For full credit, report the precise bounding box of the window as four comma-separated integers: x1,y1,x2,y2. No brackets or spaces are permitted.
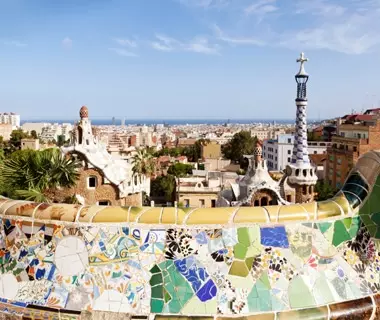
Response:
288,139,291,143
287,157,291,162
184,199,190,207
286,195,292,202
337,158,342,164
88,176,97,188
314,151,317,154
98,200,110,206
357,133,361,139
288,150,291,155
353,146,357,152
211,199,216,208
199,199,205,208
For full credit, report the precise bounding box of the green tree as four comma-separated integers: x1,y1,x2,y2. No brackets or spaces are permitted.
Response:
132,149,157,178
183,138,210,162
167,163,193,203
150,175,176,202
9,129,29,150
314,181,337,201
222,131,257,163
30,130,38,139
0,148,80,202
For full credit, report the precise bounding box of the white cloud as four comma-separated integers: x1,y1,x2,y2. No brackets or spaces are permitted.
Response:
213,24,265,46
204,0,380,54
62,37,72,49
3,40,27,47
245,0,278,15
108,48,138,57
151,34,220,54
281,0,380,54
113,38,138,48
177,0,229,8
295,0,346,17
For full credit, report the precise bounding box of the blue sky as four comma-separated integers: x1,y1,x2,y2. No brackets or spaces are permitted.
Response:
1,0,380,120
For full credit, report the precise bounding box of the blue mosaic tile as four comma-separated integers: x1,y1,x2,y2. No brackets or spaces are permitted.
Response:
260,226,289,248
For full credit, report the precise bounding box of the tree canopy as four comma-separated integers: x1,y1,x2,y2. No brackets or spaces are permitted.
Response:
167,163,193,177
0,148,80,202
222,130,257,163
314,181,337,201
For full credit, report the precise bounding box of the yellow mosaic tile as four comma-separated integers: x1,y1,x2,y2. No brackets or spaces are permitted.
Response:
34,203,81,221
186,207,235,225
176,208,190,224
277,204,311,222
1,200,25,215
233,207,268,223
2,201,39,217
217,315,275,320
91,206,130,222
262,205,279,222
77,205,103,222
332,192,351,215
138,207,162,223
160,207,176,224
317,200,342,220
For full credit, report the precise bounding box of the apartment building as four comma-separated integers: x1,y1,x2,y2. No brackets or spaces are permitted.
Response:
251,128,286,141
263,134,330,171
0,113,20,128
0,124,13,140
326,116,380,189
201,140,221,159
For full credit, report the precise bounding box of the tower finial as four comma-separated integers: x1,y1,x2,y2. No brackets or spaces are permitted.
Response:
296,52,308,76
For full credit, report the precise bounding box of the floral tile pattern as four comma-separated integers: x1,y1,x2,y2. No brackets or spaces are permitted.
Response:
2,169,380,318
0,212,379,317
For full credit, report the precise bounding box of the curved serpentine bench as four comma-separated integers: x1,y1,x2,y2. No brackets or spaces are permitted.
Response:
1,151,380,319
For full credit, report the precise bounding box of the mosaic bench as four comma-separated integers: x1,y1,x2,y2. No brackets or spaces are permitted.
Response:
1,151,380,319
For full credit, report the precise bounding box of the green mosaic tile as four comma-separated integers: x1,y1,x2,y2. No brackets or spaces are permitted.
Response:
247,272,271,312
348,216,360,238
342,217,352,230
150,265,161,274
229,260,250,277
317,222,332,234
371,212,380,225
245,256,255,270
237,226,260,247
152,285,164,299
288,276,316,309
234,243,248,259
237,227,251,246
151,298,164,313
151,273,163,286
164,288,171,303
332,220,351,247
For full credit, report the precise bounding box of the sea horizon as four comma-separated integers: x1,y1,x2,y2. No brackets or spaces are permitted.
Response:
21,118,321,126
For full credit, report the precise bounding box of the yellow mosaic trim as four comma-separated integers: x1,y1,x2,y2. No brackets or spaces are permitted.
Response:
0,192,353,226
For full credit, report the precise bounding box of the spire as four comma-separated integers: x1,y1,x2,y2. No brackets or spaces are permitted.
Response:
253,140,263,163
296,52,308,77
80,106,89,119
291,52,311,166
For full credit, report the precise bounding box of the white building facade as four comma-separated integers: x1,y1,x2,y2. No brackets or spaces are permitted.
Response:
0,113,20,129
263,133,331,171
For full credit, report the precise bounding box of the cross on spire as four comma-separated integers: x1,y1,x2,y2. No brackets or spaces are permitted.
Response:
296,52,308,76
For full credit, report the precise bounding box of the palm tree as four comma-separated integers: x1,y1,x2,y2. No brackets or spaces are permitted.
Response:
0,148,80,202
131,149,157,178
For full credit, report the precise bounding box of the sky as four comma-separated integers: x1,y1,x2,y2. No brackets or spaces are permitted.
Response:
1,0,380,121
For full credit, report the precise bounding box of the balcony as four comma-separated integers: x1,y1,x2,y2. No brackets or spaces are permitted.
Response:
178,186,221,193
332,135,368,145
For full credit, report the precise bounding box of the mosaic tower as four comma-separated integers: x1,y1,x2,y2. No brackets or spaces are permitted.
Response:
286,52,317,203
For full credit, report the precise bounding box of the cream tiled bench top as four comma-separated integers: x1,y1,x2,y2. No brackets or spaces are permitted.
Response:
1,150,379,227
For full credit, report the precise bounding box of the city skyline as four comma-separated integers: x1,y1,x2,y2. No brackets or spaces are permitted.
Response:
1,0,380,119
